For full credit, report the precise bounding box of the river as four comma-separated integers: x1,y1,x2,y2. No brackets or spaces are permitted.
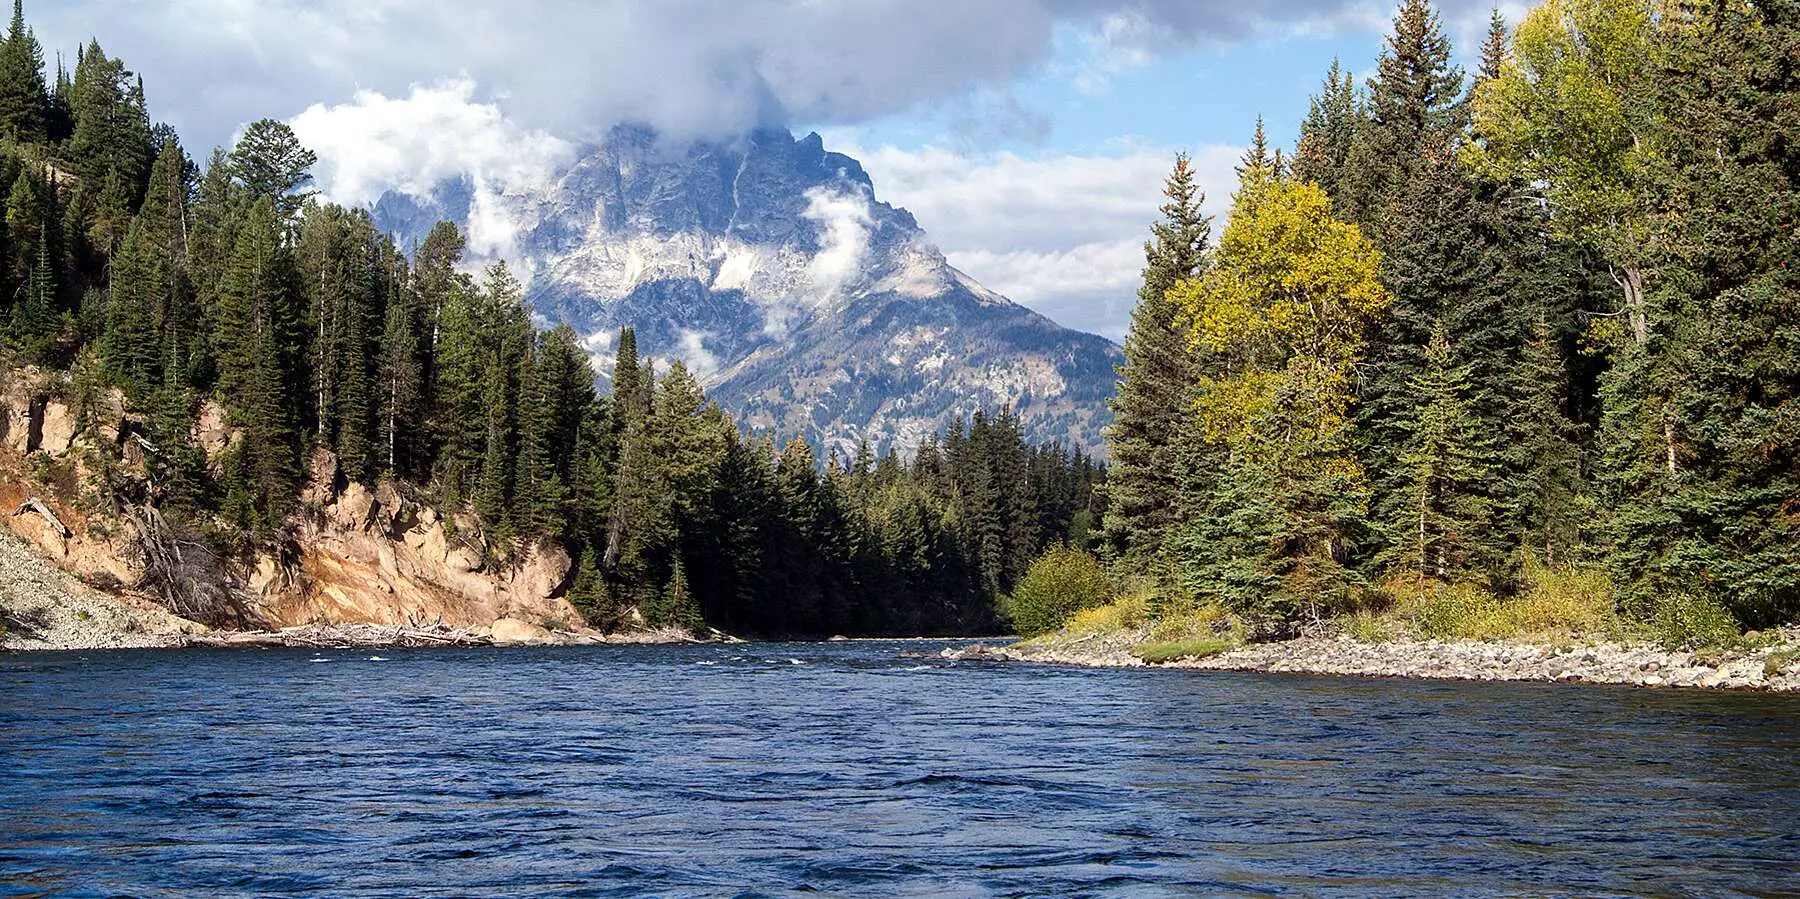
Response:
3,641,1798,896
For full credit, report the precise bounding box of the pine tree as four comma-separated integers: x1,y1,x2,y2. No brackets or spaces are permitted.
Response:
377,288,421,476
228,119,316,220
103,217,164,393
1378,328,1500,587
0,0,47,143
1293,58,1364,204
1342,0,1466,230
1509,312,1585,566
1101,153,1212,568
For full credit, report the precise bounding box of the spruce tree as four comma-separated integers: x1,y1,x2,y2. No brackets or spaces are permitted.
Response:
1293,58,1364,204
0,0,46,143
1102,154,1213,568
1378,328,1500,587
1341,0,1466,231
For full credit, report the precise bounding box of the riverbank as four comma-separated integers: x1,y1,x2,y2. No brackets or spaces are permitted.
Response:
0,529,711,652
954,625,1800,691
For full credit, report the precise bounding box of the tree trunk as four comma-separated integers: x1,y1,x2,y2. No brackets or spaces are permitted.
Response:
1615,264,1648,345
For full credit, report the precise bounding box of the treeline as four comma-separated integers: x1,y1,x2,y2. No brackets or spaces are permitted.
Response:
1103,0,1799,633
0,1,1104,636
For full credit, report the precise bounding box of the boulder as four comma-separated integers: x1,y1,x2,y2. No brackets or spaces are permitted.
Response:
38,399,74,455
491,617,554,646
191,399,238,460
303,447,341,506
330,482,376,532
512,540,573,600
372,481,411,535
445,543,484,574
2,378,36,454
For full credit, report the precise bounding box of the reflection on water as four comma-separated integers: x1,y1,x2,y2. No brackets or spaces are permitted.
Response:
3,643,1798,896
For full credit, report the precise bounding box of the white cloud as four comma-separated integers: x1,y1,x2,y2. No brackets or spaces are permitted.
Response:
833,139,1241,338
675,330,723,382
38,0,1508,153
288,78,572,207
801,186,875,302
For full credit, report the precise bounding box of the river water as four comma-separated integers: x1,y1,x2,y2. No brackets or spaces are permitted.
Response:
3,641,1798,896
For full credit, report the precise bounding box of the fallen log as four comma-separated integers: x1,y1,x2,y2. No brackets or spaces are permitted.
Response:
14,496,71,537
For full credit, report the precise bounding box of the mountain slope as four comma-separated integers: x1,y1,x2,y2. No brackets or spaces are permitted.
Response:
373,126,1120,455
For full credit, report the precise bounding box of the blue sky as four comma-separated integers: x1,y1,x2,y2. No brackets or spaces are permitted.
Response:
39,0,1504,340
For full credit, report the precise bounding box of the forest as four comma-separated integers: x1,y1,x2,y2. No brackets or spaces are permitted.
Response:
0,0,1104,637
1098,0,1800,643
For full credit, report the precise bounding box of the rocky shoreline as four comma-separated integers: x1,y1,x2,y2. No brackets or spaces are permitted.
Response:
949,629,1800,692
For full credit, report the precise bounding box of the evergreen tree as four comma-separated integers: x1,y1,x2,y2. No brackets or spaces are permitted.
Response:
1342,0,1466,230
1102,153,1213,568
377,284,421,476
1293,58,1364,204
1378,329,1500,587
0,0,47,143
228,119,316,220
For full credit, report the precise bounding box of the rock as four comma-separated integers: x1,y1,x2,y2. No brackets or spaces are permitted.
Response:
512,540,573,600
303,447,341,506
372,481,411,535
445,543,483,574
1642,675,1664,686
490,617,554,646
1,373,33,453
38,400,74,455
330,482,376,531
191,399,237,460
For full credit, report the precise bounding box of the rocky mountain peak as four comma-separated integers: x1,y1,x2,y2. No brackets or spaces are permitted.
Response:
373,126,1120,457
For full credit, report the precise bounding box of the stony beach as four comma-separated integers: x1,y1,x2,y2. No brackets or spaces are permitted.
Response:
953,627,1800,692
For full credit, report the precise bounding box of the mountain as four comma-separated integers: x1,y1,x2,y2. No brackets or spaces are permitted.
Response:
371,126,1121,456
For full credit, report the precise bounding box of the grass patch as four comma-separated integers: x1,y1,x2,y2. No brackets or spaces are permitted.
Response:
1763,648,1800,679
1133,639,1234,664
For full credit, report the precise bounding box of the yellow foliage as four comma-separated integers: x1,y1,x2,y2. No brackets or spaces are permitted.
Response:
1065,592,1150,636
1150,600,1232,644
1383,560,1617,641
1171,174,1389,452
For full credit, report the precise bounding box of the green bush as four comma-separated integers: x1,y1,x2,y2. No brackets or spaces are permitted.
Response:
1005,545,1111,635
1409,583,1503,640
1134,639,1233,664
1652,594,1741,649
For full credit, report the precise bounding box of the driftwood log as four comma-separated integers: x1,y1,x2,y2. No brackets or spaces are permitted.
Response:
185,623,495,649
14,496,70,537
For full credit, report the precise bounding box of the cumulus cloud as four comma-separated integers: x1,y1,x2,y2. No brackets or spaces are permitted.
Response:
289,79,572,208
35,0,1509,152
675,330,723,382
830,140,1241,338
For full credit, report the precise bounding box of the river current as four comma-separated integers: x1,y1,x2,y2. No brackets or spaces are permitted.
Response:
3,641,1798,896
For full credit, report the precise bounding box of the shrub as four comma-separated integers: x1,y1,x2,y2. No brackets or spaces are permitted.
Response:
1476,560,1614,639
1134,639,1233,664
1005,545,1111,636
1652,594,1741,649
1336,609,1398,643
1065,591,1149,635
1405,582,1503,640
1763,648,1800,679
1150,600,1231,644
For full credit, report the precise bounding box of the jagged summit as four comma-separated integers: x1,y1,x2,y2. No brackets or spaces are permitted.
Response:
372,125,1120,456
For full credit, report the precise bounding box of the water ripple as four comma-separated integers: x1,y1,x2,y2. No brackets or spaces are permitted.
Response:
2,642,1798,896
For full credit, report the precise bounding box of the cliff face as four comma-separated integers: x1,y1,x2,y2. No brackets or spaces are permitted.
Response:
1,367,592,644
